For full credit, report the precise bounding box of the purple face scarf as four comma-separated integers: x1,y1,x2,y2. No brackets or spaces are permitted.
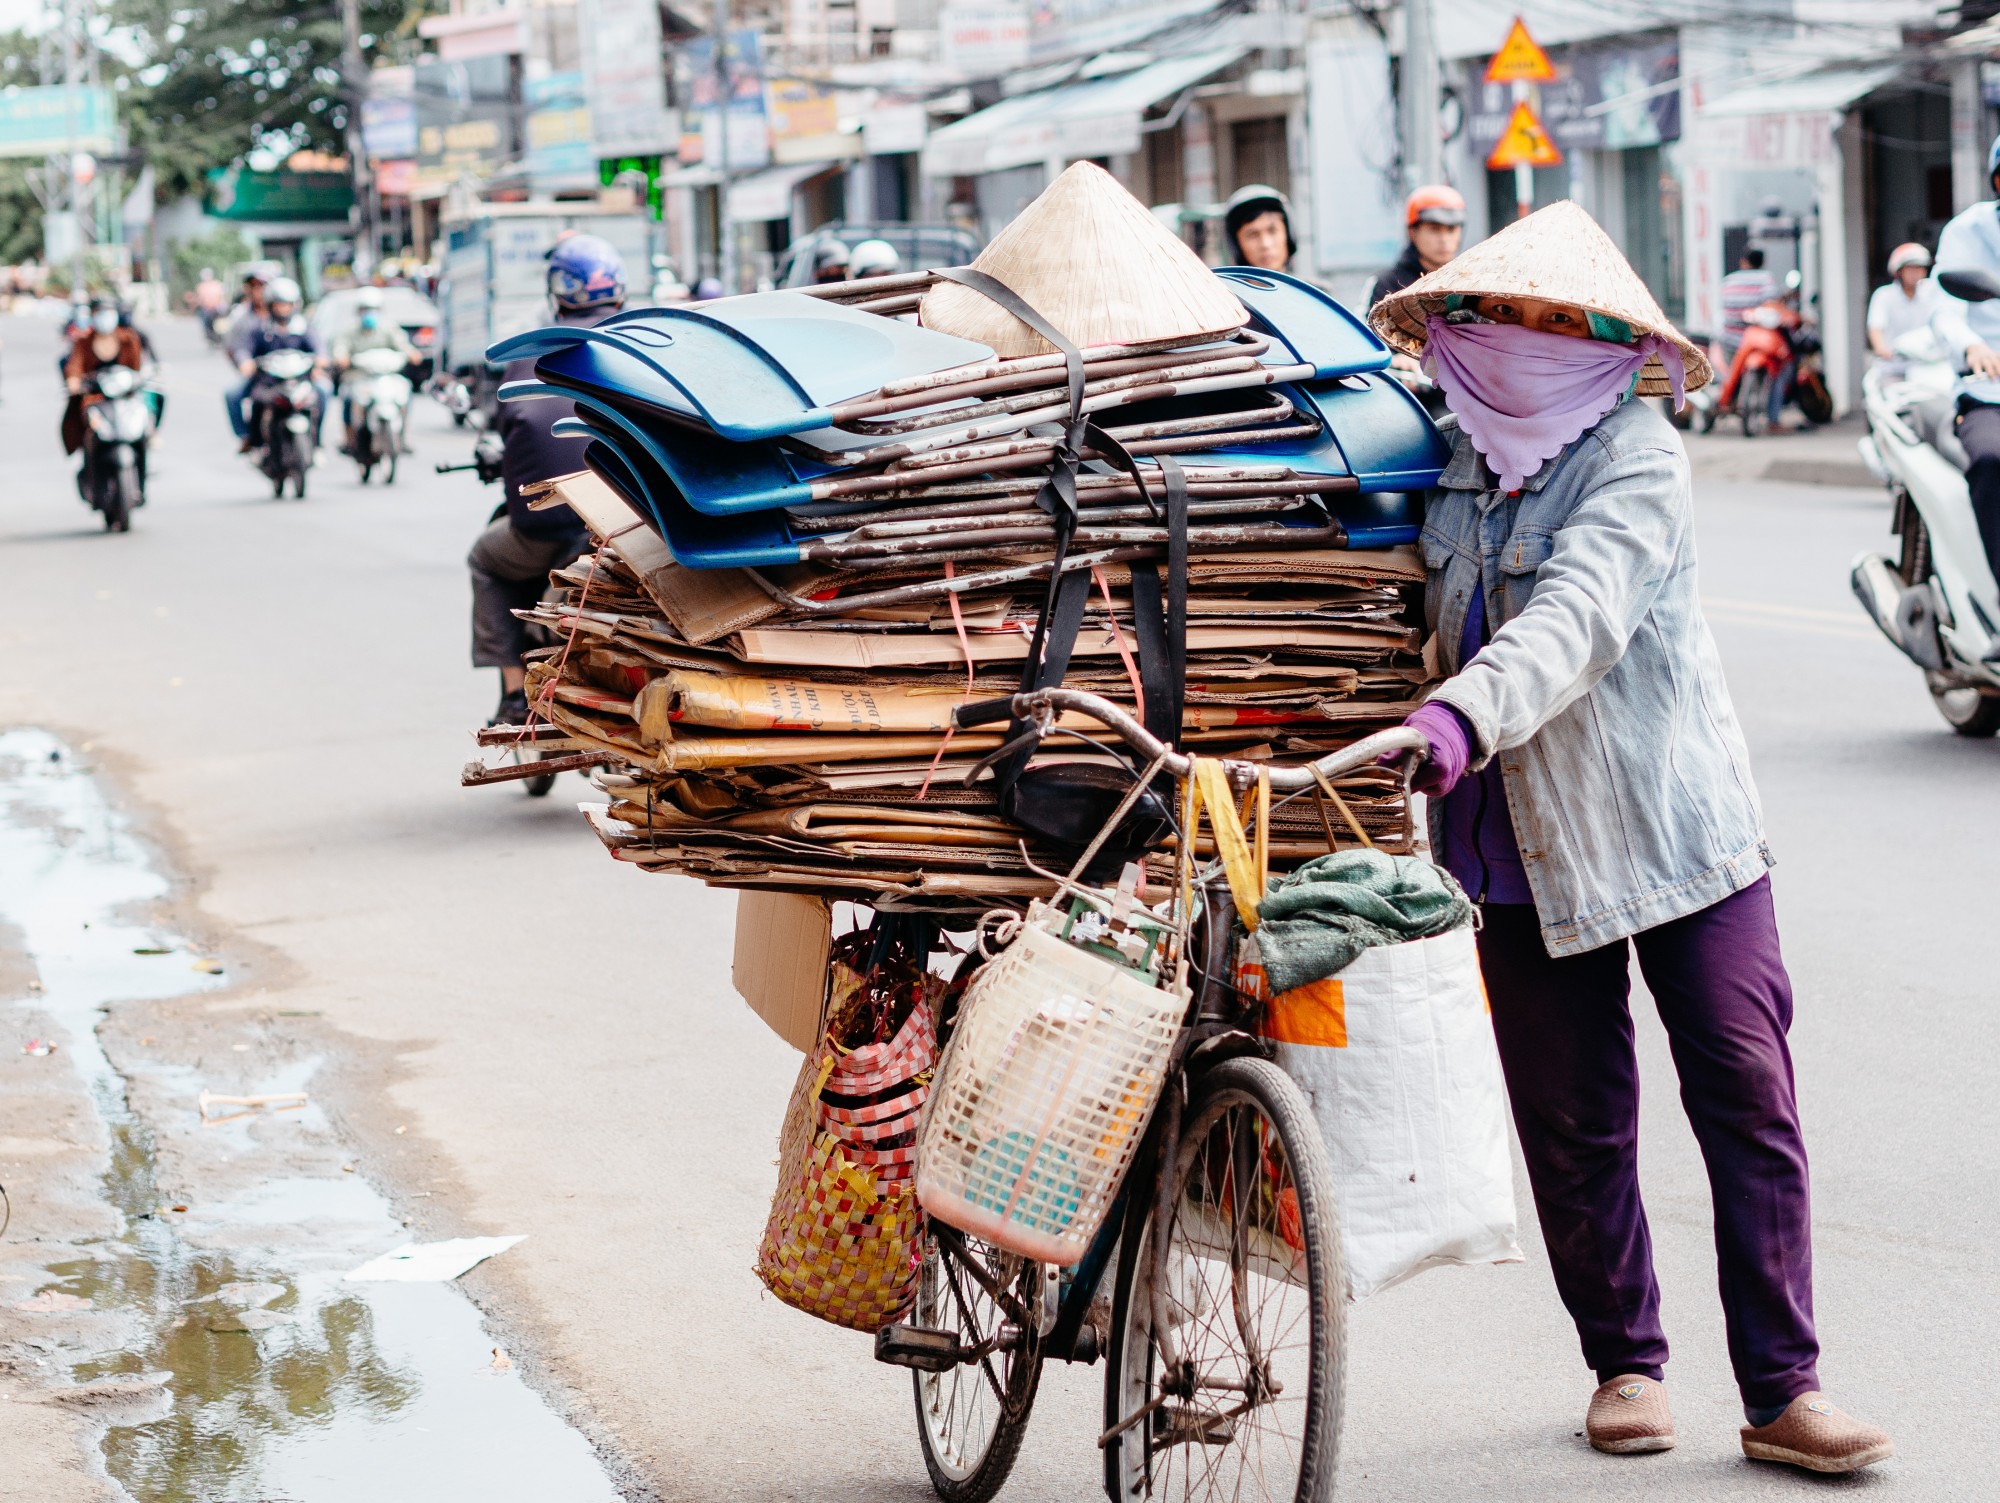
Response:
1423,316,1687,491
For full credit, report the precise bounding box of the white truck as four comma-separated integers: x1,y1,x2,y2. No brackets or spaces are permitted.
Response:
436,202,658,414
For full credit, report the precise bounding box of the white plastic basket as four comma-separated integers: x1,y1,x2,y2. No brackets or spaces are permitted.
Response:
916,918,1186,1265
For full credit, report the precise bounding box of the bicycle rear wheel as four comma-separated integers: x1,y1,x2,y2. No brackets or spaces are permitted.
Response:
912,1233,1043,1503
1104,1055,1345,1502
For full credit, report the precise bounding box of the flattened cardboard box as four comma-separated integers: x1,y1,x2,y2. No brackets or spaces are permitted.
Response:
732,889,832,1052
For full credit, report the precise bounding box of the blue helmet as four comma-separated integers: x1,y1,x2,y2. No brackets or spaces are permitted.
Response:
546,234,626,311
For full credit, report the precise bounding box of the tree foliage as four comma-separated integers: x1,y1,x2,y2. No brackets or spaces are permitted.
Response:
111,0,431,202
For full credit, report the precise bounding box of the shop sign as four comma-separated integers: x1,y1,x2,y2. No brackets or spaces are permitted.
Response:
938,2,1029,77
581,0,677,158
415,54,515,188
767,78,839,141
1470,34,1680,153
0,85,115,159
863,103,929,156
526,71,595,186
206,165,355,222
686,30,771,172
374,158,417,197
361,69,418,159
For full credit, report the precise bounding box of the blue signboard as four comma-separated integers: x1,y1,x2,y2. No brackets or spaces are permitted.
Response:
0,86,116,159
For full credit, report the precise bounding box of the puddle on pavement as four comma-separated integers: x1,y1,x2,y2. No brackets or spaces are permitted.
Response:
0,729,620,1501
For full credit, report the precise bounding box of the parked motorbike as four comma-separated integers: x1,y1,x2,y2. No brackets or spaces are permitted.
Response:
1850,269,2000,737
344,346,414,485
77,363,156,533
249,348,320,499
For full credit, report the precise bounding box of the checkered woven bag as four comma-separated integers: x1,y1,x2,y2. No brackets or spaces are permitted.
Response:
755,927,940,1332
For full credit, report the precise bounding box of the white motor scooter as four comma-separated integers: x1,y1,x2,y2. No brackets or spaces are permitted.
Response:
1851,269,2000,736
344,345,414,485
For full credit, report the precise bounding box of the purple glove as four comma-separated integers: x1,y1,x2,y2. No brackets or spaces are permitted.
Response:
1381,700,1473,797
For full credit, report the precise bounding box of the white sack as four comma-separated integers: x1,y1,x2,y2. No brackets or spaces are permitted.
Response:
1251,926,1521,1301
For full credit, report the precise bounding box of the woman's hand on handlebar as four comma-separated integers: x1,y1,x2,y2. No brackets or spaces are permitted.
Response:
1384,701,1468,797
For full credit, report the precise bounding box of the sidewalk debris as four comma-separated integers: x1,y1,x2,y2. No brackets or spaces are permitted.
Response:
198,1089,308,1125
343,1235,527,1283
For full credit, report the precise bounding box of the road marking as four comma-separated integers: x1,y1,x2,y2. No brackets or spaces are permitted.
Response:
1701,596,1879,641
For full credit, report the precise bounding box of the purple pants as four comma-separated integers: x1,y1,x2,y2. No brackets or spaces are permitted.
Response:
1477,877,1819,1408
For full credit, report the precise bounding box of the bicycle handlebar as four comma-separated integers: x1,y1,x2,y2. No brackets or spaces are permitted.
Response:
953,689,1427,791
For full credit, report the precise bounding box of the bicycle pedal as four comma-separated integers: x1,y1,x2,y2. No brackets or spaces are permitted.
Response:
874,1324,962,1373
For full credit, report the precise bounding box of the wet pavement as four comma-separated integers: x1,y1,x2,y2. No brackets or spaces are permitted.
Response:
0,728,620,1501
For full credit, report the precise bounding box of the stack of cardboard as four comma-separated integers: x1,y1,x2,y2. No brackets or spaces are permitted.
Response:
464,165,1447,907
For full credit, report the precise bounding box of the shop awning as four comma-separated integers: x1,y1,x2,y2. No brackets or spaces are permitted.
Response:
1699,64,1903,119
922,46,1245,178
726,161,840,223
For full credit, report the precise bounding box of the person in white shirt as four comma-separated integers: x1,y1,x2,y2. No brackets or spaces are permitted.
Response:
1930,133,2000,636
1867,243,1941,371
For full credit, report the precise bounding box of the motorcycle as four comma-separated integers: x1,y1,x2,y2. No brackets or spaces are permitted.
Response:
1850,268,2000,737
249,347,321,499
438,433,566,797
77,363,157,533
344,346,414,484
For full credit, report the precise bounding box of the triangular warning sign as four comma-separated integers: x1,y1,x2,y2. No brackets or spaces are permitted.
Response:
1486,100,1563,170
1485,17,1556,84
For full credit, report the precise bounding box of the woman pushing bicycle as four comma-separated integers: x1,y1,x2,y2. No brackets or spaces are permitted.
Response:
1368,201,1892,1475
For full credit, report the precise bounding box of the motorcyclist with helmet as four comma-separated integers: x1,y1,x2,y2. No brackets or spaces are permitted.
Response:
1222,184,1295,271
333,285,418,453
61,301,145,462
1866,243,1939,375
848,239,902,279
236,277,330,455
1926,131,2000,621
811,239,851,284
469,233,627,726
222,261,279,440
1369,184,1465,310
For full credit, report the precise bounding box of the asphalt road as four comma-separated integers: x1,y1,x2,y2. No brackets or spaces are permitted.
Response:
3,310,1995,1501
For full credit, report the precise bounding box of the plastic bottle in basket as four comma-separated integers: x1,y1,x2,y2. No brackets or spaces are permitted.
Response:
917,919,1184,1265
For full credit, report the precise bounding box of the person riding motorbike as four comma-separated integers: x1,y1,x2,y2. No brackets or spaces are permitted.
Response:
61,302,145,462
1927,132,2000,629
469,233,627,726
237,277,329,455
812,240,852,284
222,262,279,439
1222,183,1295,272
1368,184,1465,310
1866,243,1940,377
332,285,417,452
849,238,902,278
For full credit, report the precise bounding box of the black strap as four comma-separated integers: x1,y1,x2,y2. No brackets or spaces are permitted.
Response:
928,268,1185,804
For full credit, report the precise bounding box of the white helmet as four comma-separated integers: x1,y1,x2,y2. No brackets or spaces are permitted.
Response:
267,276,302,306
849,239,901,277
1887,242,1931,276
356,284,385,309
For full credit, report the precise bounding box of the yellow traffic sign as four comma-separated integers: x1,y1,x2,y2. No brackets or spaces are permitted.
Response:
1486,100,1563,170
1485,17,1557,84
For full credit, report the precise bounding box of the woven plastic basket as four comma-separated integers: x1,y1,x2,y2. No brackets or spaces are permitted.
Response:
916,919,1184,1265
756,980,936,1332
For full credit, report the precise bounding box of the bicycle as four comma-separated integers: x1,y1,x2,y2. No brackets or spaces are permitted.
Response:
876,688,1424,1503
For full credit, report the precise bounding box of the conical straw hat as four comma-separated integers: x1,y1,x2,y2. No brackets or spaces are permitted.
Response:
1369,200,1713,394
920,162,1248,359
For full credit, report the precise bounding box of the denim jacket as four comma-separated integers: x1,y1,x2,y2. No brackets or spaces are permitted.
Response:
1420,397,1772,956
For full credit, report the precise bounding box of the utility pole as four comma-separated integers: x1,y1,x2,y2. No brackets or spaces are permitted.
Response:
714,0,735,294
1400,0,1441,190
341,0,377,276
62,0,85,290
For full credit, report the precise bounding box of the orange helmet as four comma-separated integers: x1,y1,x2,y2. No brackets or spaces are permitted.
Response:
1405,184,1465,228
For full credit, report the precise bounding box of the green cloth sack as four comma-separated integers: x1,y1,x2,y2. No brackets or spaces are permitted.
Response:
1254,849,1475,995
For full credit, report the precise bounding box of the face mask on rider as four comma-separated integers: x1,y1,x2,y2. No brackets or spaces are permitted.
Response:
93,310,119,335
359,311,379,330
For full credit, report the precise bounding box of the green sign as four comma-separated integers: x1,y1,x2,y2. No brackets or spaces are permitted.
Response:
0,86,116,159
206,165,354,222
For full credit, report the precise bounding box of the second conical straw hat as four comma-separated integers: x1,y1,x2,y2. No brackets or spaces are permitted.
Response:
1369,199,1712,394
920,162,1248,358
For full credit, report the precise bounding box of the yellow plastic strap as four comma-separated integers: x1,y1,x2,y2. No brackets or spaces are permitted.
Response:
1191,758,1265,930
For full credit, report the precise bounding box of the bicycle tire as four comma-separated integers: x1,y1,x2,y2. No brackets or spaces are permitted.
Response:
912,1234,1043,1503
1104,1055,1346,1503
1739,367,1768,438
